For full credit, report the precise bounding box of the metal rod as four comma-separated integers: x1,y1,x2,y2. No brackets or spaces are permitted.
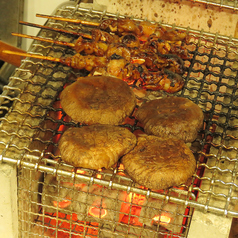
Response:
2,153,238,217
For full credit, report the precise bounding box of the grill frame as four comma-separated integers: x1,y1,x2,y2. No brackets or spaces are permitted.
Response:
186,0,238,11
1,2,238,237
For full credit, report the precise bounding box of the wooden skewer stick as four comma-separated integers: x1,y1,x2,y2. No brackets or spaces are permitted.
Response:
19,21,92,39
2,50,61,63
0,41,26,67
11,32,76,48
2,50,109,70
36,13,100,27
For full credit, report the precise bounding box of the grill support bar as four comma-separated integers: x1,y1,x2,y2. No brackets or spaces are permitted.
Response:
1,154,238,218
187,210,232,238
0,163,18,238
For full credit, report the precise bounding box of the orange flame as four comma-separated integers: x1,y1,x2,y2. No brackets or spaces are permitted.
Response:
88,206,107,218
44,212,99,238
96,168,102,179
88,199,107,219
53,197,71,209
152,214,171,225
76,169,86,174
118,163,126,176
126,191,145,205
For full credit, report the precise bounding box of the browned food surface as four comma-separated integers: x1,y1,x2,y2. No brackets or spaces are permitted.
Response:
59,124,137,170
60,76,136,125
121,135,196,190
135,96,204,142
70,19,189,93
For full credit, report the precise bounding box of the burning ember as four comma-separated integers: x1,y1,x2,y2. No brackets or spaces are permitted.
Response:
53,197,71,209
40,104,191,237
41,170,188,237
88,204,107,219
152,214,172,225
41,212,99,238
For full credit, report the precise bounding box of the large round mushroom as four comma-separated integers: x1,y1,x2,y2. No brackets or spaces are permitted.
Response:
60,75,136,125
59,124,137,170
121,135,196,190
135,96,204,142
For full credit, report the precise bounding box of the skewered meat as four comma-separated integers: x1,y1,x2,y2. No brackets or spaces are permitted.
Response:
60,76,136,125
99,18,189,43
131,51,184,74
8,16,191,94
105,58,128,79
35,14,190,42
120,63,184,93
74,36,109,56
74,33,138,57
121,135,196,190
106,43,131,61
137,68,184,92
135,97,204,142
91,28,119,43
156,27,189,42
59,125,137,170
138,21,158,40
143,35,190,59
139,21,190,42
60,54,108,71
119,33,141,48
91,60,184,93
100,18,141,36
3,49,184,93
61,51,185,93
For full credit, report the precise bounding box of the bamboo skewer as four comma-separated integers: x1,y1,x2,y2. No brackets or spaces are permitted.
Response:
0,41,26,67
2,50,61,63
11,32,146,64
11,32,76,48
19,20,92,39
2,50,109,71
36,13,100,27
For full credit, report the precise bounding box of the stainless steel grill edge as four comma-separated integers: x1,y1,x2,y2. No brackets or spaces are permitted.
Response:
1,2,238,237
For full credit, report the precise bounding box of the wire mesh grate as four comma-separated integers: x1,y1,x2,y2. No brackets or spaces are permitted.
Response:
186,0,238,11
0,2,238,237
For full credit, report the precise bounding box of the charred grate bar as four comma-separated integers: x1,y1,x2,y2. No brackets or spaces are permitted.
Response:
185,0,238,11
1,2,238,237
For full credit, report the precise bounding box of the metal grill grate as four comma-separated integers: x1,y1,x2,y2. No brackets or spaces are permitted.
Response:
18,167,194,237
1,2,238,237
186,0,238,11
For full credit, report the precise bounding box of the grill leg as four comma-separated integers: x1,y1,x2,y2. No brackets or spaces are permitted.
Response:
0,163,18,238
187,210,232,238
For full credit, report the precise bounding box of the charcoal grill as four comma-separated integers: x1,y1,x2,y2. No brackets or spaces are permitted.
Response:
1,0,238,237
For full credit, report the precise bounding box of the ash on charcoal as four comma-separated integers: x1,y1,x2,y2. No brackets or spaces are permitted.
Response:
41,174,129,224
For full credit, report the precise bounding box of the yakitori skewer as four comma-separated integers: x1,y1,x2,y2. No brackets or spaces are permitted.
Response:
12,31,185,74
2,50,61,62
36,13,100,26
11,32,76,48
19,21,92,38
2,50,184,93
11,32,110,56
36,14,190,43
2,50,108,71
11,32,185,74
